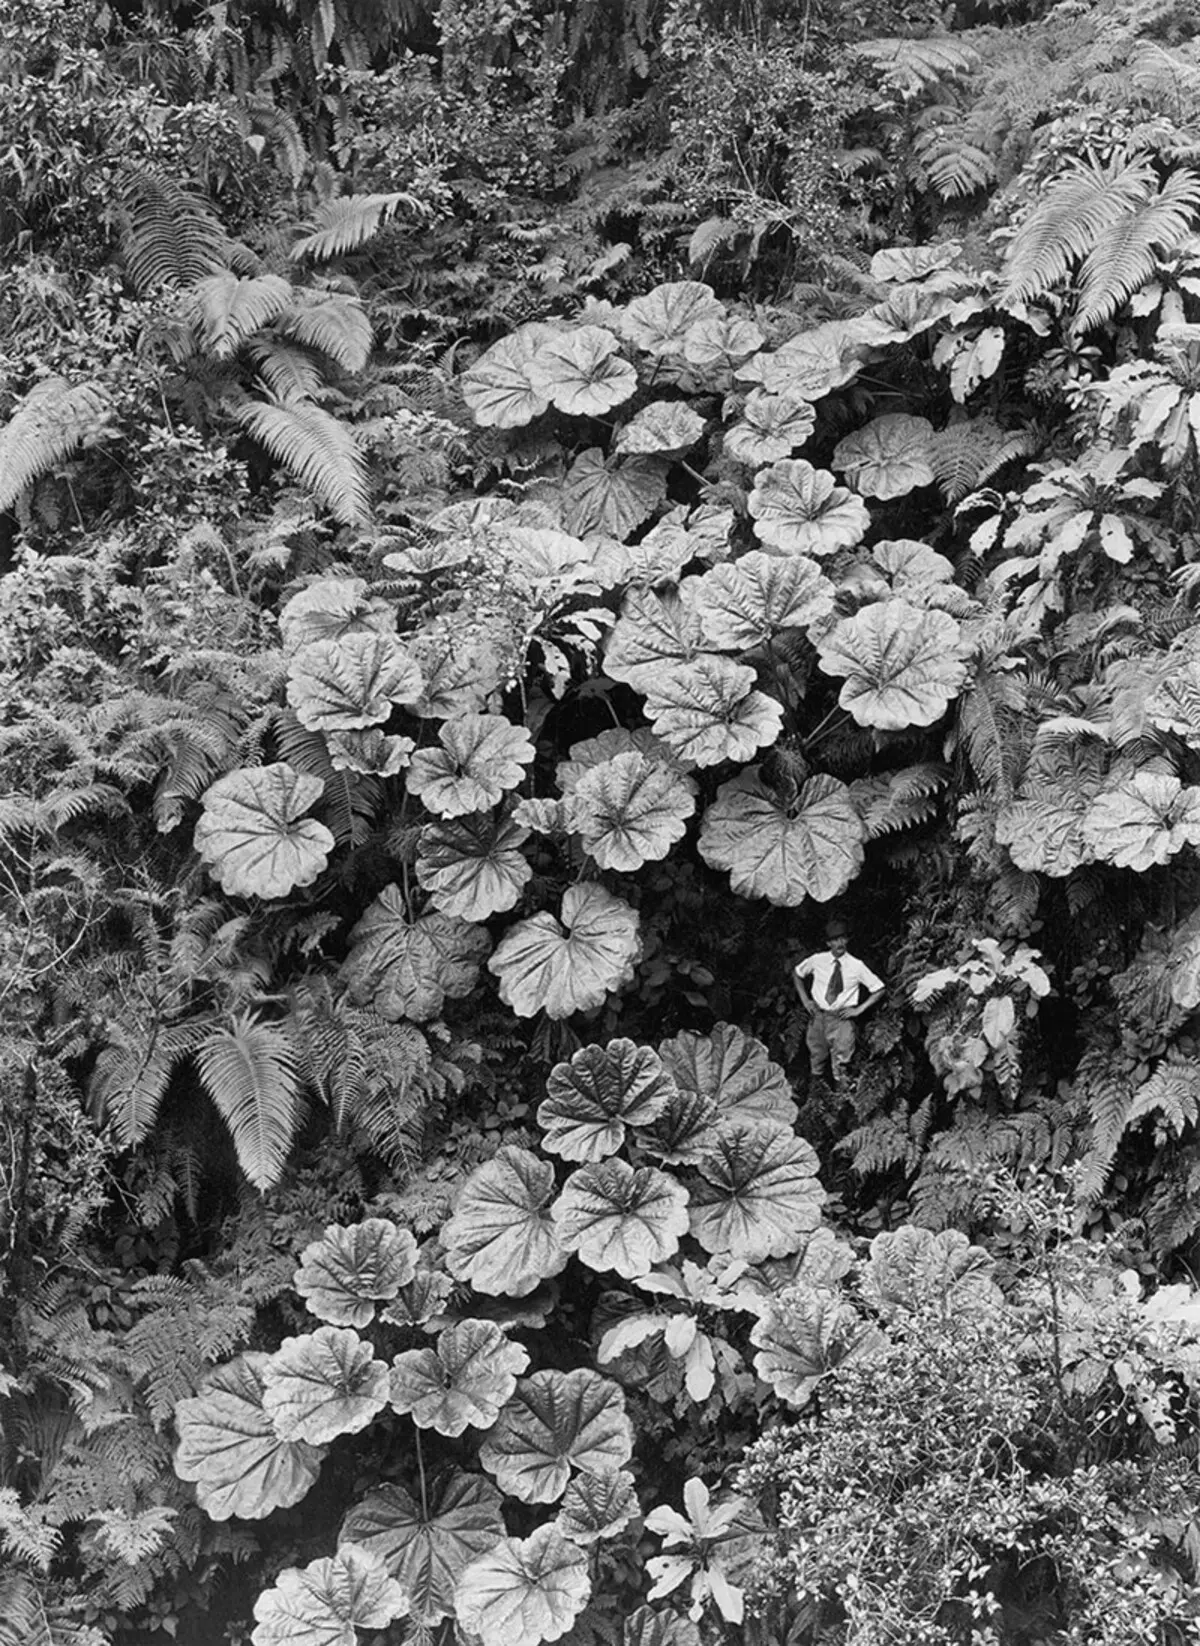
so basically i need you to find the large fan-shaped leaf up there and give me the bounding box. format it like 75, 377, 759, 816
658, 1024, 797, 1127
443, 1146, 568, 1297
184, 272, 293, 359
261, 1326, 389, 1444
734, 1227, 855, 1305
569, 752, 698, 870
279, 578, 395, 657
409, 616, 508, 718
251, 1545, 407, 1646
689, 552, 834, 651
539, 1039, 675, 1162
689, 1119, 825, 1261
389, 1320, 529, 1436
1083, 772, 1200, 870
527, 326, 638, 416
754, 327, 863, 397
872, 537, 955, 598
489, 884, 641, 1020
725, 390, 816, 466
615, 400, 706, 455
0, 376, 112, 512
558, 728, 690, 790
634, 1087, 723, 1165
682, 312, 765, 370
194, 764, 333, 900
479, 1369, 633, 1502
341, 888, 490, 1021
554, 1160, 690, 1279
604, 589, 707, 690
748, 459, 870, 556
294, 1221, 418, 1328
174, 1353, 326, 1521
643, 658, 784, 767
861, 1226, 1000, 1318
340, 1473, 505, 1625
557, 1469, 640, 1545
698, 770, 864, 905
326, 728, 414, 776
832, 413, 936, 499
196, 1015, 302, 1190
279, 292, 373, 373
563, 448, 668, 539
817, 600, 968, 729
286, 633, 423, 731
619, 282, 724, 355
416, 811, 532, 921
407, 715, 535, 819
455, 1526, 591, 1646
234, 399, 370, 526
462, 324, 557, 427
750, 1284, 886, 1407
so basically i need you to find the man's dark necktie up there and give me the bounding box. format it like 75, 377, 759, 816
826, 959, 843, 1006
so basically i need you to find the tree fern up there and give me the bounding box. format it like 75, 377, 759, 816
88, 1021, 208, 1147
1075, 1048, 1135, 1202
1125, 1052, 1200, 1138
118, 167, 229, 294
0, 379, 111, 514
233, 398, 371, 525
928, 419, 1034, 504
290, 192, 422, 262
248, 336, 325, 403
183, 272, 293, 360
195, 1014, 303, 1189
279, 291, 373, 373
1075, 167, 1200, 330
852, 35, 979, 99
0, 1571, 51, 1646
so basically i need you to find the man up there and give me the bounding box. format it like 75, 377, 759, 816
793, 918, 885, 1089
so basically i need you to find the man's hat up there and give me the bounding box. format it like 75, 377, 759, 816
824, 917, 849, 939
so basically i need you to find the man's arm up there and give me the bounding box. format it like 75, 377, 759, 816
792, 960, 816, 1011
838, 956, 884, 1018
841, 985, 884, 1019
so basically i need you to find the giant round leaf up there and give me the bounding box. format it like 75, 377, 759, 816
251, 1545, 407, 1646
443, 1146, 568, 1297
409, 616, 507, 717
689, 552, 834, 651
325, 728, 414, 776
462, 324, 556, 427
754, 327, 864, 397
563, 449, 668, 540
194, 764, 334, 900
341, 888, 490, 1021
569, 752, 698, 871
527, 327, 638, 417
279, 578, 396, 657
689, 1119, 825, 1261
558, 728, 689, 792
619, 282, 724, 355
556, 1469, 639, 1545
340, 1472, 505, 1626
832, 413, 936, 499
538, 1038, 675, 1162
872, 537, 955, 597
750, 1284, 886, 1408
725, 390, 816, 466
698, 770, 865, 905
554, 1160, 690, 1279
682, 312, 764, 371
995, 773, 1105, 878
407, 715, 535, 819
174, 1353, 326, 1522
260, 1326, 390, 1444
1083, 772, 1200, 871
604, 588, 707, 691
455, 1525, 591, 1646
489, 883, 642, 1020
294, 1220, 418, 1328
615, 400, 706, 456
286, 633, 424, 731
479, 1369, 633, 1502
416, 811, 533, 921
734, 1227, 856, 1307
748, 459, 870, 556
643, 658, 784, 767
862, 1226, 1000, 1318
633, 1086, 723, 1166
658, 1024, 797, 1128
817, 600, 969, 729
388, 1320, 529, 1436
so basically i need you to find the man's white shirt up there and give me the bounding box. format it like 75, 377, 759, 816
795, 950, 884, 1012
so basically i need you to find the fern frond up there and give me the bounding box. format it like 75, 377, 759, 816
914, 127, 995, 201
0, 378, 111, 513
85, 1505, 177, 1565
183, 272, 293, 360
955, 660, 1029, 802
1076, 168, 1200, 331
248, 337, 325, 403
852, 35, 979, 99
279, 291, 373, 373
851, 763, 949, 839
0, 1570, 51, 1646
234, 398, 371, 525
1126, 1053, 1200, 1138
928, 419, 1034, 503
118, 166, 229, 294
1075, 1050, 1135, 1203
196, 1014, 302, 1189
41, 782, 130, 830
89, 1021, 208, 1147
290, 193, 421, 262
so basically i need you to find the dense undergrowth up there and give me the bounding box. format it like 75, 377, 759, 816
9, 0, 1200, 1640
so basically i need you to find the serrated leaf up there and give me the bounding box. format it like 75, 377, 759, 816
698, 770, 865, 905
278, 578, 396, 657
569, 752, 698, 870
750, 1284, 886, 1407
479, 1369, 633, 1502
642, 658, 785, 767
748, 459, 870, 555
287, 633, 423, 731
174, 1353, 326, 1521
615, 400, 706, 455
753, 327, 863, 398
558, 728, 690, 791
260, 1326, 389, 1444
489, 883, 642, 1019
455, 1525, 591, 1646
325, 728, 414, 776
689, 551, 834, 650
832, 413, 936, 499
554, 1160, 691, 1278
817, 599, 968, 728
389, 1320, 529, 1436
527, 326, 638, 416
619, 282, 724, 355
251, 1545, 407, 1646
734, 1227, 856, 1305
407, 714, 535, 819
443, 1146, 568, 1296
416, 811, 533, 921
539, 1039, 674, 1162
862, 1226, 1000, 1318
341, 888, 490, 1020
682, 312, 764, 370
563, 448, 668, 539
604, 588, 707, 690
689, 1119, 825, 1261
194, 763, 334, 899
1083, 772, 1200, 870
295, 1220, 418, 1328
340, 1472, 505, 1625
872, 537, 955, 595
725, 390, 816, 466
634, 1086, 723, 1165
461, 324, 556, 427
658, 1024, 797, 1127
556, 1469, 640, 1545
